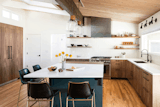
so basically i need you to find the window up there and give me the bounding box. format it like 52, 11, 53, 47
11, 13, 19, 21
2, 10, 10, 18
149, 40, 160, 53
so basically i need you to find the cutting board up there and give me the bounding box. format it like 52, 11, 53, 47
66, 67, 85, 71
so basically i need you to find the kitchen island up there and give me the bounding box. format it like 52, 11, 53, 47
24, 63, 104, 107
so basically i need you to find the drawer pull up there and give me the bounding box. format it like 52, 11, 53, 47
143, 71, 149, 75
143, 87, 149, 93
143, 76, 149, 81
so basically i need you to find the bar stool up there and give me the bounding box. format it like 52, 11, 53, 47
66, 81, 96, 107
33, 65, 41, 71
32, 65, 46, 81
27, 82, 62, 107
17, 68, 43, 107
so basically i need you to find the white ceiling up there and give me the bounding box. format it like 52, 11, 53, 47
1, 0, 70, 16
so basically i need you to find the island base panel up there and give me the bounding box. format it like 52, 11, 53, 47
49, 78, 103, 107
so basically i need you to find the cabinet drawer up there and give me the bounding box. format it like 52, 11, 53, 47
142, 87, 152, 107
143, 71, 150, 80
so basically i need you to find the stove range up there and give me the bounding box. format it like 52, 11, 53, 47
91, 56, 112, 64
91, 56, 112, 79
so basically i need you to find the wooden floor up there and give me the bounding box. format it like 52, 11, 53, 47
0, 79, 146, 107
103, 79, 146, 107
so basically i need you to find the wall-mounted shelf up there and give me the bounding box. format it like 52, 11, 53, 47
114, 48, 139, 50
112, 36, 140, 38
67, 37, 91, 39
122, 44, 139, 46
67, 46, 92, 48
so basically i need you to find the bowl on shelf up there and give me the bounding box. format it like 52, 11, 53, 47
83, 35, 87, 37
77, 45, 83, 47
84, 44, 89, 47
71, 44, 74, 47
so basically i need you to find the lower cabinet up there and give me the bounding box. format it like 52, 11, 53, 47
111, 60, 153, 107
128, 62, 152, 107
111, 60, 126, 78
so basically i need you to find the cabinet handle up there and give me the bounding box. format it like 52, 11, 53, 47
143, 87, 149, 93
10, 46, 12, 59
8, 46, 10, 59
143, 71, 149, 75
143, 76, 149, 81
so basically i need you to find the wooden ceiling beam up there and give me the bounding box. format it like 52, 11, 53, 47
56, 0, 83, 23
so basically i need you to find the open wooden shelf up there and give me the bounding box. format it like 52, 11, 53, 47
114, 48, 139, 50
67, 46, 92, 48
122, 44, 139, 46
112, 36, 140, 38
67, 37, 91, 38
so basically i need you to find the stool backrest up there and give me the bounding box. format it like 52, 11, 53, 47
68, 81, 92, 98
19, 68, 31, 84
28, 82, 53, 99
33, 65, 41, 72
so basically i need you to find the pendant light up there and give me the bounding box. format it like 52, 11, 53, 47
75, 0, 83, 37
76, 21, 83, 37
67, 1, 77, 32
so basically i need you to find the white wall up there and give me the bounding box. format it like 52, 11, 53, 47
25, 10, 69, 68
0, 4, 70, 69
138, 10, 160, 65
67, 21, 139, 58
111, 21, 138, 35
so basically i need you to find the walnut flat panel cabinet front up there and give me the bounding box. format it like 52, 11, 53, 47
111, 60, 126, 78
0, 23, 23, 84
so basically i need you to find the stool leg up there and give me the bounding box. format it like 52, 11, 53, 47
26, 98, 29, 107
59, 91, 62, 107
72, 98, 75, 107
17, 84, 23, 107
91, 96, 93, 107
94, 91, 96, 107
52, 96, 54, 107
66, 96, 68, 107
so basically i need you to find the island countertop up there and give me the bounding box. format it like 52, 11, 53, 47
24, 63, 104, 78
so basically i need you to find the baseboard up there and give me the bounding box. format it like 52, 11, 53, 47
0, 78, 18, 87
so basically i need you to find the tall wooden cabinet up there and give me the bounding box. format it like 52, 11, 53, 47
0, 23, 23, 84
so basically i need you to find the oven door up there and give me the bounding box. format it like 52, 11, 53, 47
104, 63, 111, 79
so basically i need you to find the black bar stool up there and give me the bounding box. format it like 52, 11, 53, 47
66, 81, 96, 107
27, 82, 62, 107
32, 65, 46, 81
33, 65, 41, 71
17, 68, 43, 107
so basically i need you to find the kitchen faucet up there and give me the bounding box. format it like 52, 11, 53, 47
141, 49, 149, 62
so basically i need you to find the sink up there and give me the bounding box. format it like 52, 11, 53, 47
134, 61, 146, 63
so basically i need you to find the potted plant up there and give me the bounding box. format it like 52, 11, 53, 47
121, 52, 126, 58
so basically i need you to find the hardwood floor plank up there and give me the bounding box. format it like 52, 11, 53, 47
0, 79, 146, 107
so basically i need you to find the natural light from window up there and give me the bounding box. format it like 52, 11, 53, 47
142, 30, 160, 54
2, 10, 10, 18
149, 40, 160, 53
11, 13, 19, 21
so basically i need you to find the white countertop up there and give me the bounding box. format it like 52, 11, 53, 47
66, 57, 91, 59
24, 63, 104, 78
111, 58, 160, 75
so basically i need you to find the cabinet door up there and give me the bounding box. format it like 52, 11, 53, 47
0, 23, 2, 84
12, 27, 23, 78
111, 60, 126, 78
111, 60, 117, 77
121, 60, 126, 78
1, 23, 15, 82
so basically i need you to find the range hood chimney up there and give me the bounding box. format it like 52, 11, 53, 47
91, 17, 111, 37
